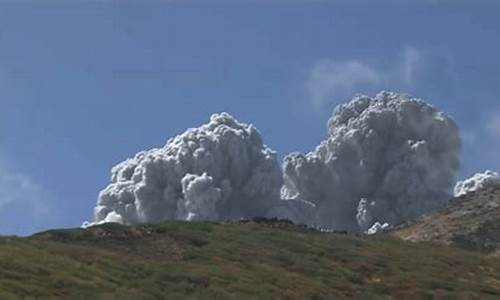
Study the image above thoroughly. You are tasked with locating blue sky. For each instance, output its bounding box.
[1,1,499,235]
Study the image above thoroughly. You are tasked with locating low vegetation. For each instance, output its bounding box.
[394,187,500,254]
[1,220,500,299]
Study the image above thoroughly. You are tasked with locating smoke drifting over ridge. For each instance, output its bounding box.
[87,92,469,232]
[454,171,500,197]
[282,91,461,231]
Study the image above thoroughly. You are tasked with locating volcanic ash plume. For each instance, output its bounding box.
[282,91,461,231]
[86,113,283,226]
[454,170,500,197]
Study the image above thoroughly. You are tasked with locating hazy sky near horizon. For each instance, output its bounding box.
[1,1,499,235]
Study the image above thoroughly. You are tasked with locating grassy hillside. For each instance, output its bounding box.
[1,221,500,299]
[394,187,500,255]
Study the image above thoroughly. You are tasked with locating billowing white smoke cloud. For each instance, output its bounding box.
[454,170,500,197]
[86,91,466,232]
[86,113,283,226]
[282,91,461,231]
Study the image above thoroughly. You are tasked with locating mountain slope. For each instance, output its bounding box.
[394,187,500,254]
[1,221,500,299]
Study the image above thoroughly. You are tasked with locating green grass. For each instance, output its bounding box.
[1,221,500,299]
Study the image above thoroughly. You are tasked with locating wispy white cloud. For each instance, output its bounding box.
[0,169,46,212]
[460,111,500,175]
[306,46,423,109]
[307,60,381,108]
[468,112,500,146]
[0,160,50,234]
[400,47,422,85]
[485,114,500,139]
